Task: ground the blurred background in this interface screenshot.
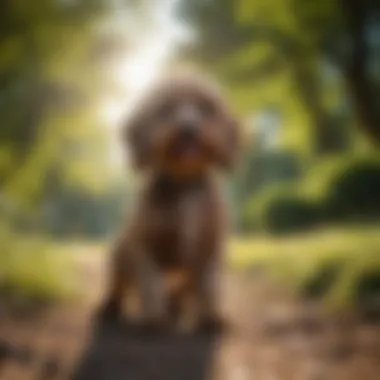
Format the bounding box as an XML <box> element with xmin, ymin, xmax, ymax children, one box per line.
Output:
<box><xmin>0</xmin><ymin>0</ymin><xmax>380</xmax><ymax>379</ymax></box>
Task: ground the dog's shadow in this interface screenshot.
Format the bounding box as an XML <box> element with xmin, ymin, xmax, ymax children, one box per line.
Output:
<box><xmin>72</xmin><ymin>316</ymin><xmax>221</xmax><ymax>380</ymax></box>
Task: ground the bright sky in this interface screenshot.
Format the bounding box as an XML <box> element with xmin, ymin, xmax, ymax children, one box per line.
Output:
<box><xmin>100</xmin><ymin>0</ymin><xmax>192</xmax><ymax>170</ymax></box>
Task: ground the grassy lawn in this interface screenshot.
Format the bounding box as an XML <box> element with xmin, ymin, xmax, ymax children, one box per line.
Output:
<box><xmin>1</xmin><ymin>225</ymin><xmax>380</xmax><ymax>312</ymax></box>
<box><xmin>0</xmin><ymin>227</ymin><xmax>79</xmax><ymax>307</ymax></box>
<box><xmin>228</xmin><ymin>225</ymin><xmax>380</xmax><ymax>310</ymax></box>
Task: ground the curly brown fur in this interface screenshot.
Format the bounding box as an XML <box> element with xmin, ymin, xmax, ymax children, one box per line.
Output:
<box><xmin>97</xmin><ymin>73</ymin><xmax>242</xmax><ymax>333</ymax></box>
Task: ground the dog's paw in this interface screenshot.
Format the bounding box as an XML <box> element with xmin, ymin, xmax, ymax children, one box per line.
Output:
<box><xmin>176</xmin><ymin>310</ymin><xmax>226</xmax><ymax>335</ymax></box>
<box><xmin>132</xmin><ymin>316</ymin><xmax>170</xmax><ymax>335</ymax></box>
<box><xmin>94</xmin><ymin>300</ymin><xmax>122</xmax><ymax>324</ymax></box>
<box><xmin>198</xmin><ymin>314</ymin><xmax>229</xmax><ymax>334</ymax></box>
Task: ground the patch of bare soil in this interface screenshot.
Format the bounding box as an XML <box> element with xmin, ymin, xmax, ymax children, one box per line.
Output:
<box><xmin>0</xmin><ymin>257</ymin><xmax>379</xmax><ymax>380</ymax></box>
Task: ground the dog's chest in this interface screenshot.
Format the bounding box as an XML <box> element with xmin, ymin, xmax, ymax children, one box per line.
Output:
<box><xmin>147</xmin><ymin>203</ymin><xmax>180</xmax><ymax>237</ymax></box>
<box><xmin>147</xmin><ymin>194</ymin><xmax>203</xmax><ymax>239</ymax></box>
<box><xmin>144</xmin><ymin>192</ymin><xmax>212</xmax><ymax>267</ymax></box>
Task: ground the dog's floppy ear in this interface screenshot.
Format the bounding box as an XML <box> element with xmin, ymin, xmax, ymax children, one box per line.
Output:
<box><xmin>122</xmin><ymin>106</ymin><xmax>151</xmax><ymax>170</ymax></box>
<box><xmin>217</xmin><ymin>115</ymin><xmax>244</xmax><ymax>171</ymax></box>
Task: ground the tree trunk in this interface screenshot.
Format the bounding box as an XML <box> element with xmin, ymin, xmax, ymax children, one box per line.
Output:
<box><xmin>341</xmin><ymin>0</ymin><xmax>380</xmax><ymax>144</ymax></box>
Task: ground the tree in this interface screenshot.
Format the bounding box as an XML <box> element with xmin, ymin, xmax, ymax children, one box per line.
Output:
<box><xmin>179</xmin><ymin>0</ymin><xmax>380</xmax><ymax>153</ymax></box>
<box><xmin>179</xmin><ymin>0</ymin><xmax>347</xmax><ymax>155</ymax></box>
<box><xmin>0</xmin><ymin>0</ymin><xmax>145</xmax><ymax>212</ymax></box>
<box><xmin>338</xmin><ymin>0</ymin><xmax>380</xmax><ymax>144</ymax></box>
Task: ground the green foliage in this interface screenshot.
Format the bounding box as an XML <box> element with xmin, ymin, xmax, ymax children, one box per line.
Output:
<box><xmin>300</xmin><ymin>259</ymin><xmax>343</xmax><ymax>300</ymax></box>
<box><xmin>44</xmin><ymin>186</ymin><xmax>128</xmax><ymax>239</ymax></box>
<box><xmin>241</xmin><ymin>183</ymin><xmax>296</xmax><ymax>232</ymax></box>
<box><xmin>180</xmin><ymin>0</ymin><xmax>354</xmax><ymax>155</ymax></box>
<box><xmin>241</xmin><ymin>182</ymin><xmax>320</xmax><ymax>235</ymax></box>
<box><xmin>229</xmin><ymin>226</ymin><xmax>380</xmax><ymax>312</ymax></box>
<box><xmin>355</xmin><ymin>271</ymin><xmax>380</xmax><ymax>318</ymax></box>
<box><xmin>0</xmin><ymin>0</ymin><xmax>150</xmax><ymax>307</ymax></box>
<box><xmin>235</xmin><ymin>149</ymin><xmax>302</xmax><ymax>202</ymax></box>
<box><xmin>241</xmin><ymin>155</ymin><xmax>380</xmax><ymax>236</ymax></box>
<box><xmin>324</xmin><ymin>159</ymin><xmax>380</xmax><ymax>222</ymax></box>
<box><xmin>0</xmin><ymin>224</ymin><xmax>74</xmax><ymax>307</ymax></box>
<box><xmin>0</xmin><ymin>0</ymin><xmax>142</xmax><ymax>213</ymax></box>
<box><xmin>245</xmin><ymin>185</ymin><xmax>320</xmax><ymax>234</ymax></box>
<box><xmin>261</xmin><ymin>194</ymin><xmax>320</xmax><ymax>235</ymax></box>
<box><xmin>299</xmin><ymin>248</ymin><xmax>380</xmax><ymax>314</ymax></box>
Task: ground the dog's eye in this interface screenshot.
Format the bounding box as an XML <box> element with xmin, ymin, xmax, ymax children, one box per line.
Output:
<box><xmin>156</xmin><ymin>102</ymin><xmax>175</xmax><ymax>119</ymax></box>
<box><xmin>199</xmin><ymin>100</ymin><xmax>215</xmax><ymax>118</ymax></box>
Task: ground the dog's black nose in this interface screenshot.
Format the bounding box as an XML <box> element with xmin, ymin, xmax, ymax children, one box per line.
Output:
<box><xmin>179</xmin><ymin>122</ymin><xmax>198</xmax><ymax>139</ymax></box>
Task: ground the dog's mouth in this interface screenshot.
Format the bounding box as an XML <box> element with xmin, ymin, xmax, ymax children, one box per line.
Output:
<box><xmin>169</xmin><ymin>135</ymin><xmax>203</xmax><ymax>161</ymax></box>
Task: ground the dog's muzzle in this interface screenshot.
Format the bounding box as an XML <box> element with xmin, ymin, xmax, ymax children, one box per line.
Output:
<box><xmin>170</xmin><ymin>103</ymin><xmax>204</xmax><ymax>159</ymax></box>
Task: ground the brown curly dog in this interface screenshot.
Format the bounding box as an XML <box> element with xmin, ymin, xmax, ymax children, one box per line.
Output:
<box><xmin>97</xmin><ymin>72</ymin><xmax>242</xmax><ymax>333</ymax></box>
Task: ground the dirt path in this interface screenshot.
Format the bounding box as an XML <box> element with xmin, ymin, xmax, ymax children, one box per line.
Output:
<box><xmin>0</xmin><ymin>253</ymin><xmax>379</xmax><ymax>380</ymax></box>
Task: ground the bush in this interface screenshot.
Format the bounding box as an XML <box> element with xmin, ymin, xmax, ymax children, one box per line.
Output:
<box><xmin>239</xmin><ymin>155</ymin><xmax>380</xmax><ymax>235</ymax></box>
<box><xmin>239</xmin><ymin>184</ymin><xmax>293</xmax><ymax>233</ymax></box>
<box><xmin>300</xmin><ymin>259</ymin><xmax>344</xmax><ymax>300</ymax></box>
<box><xmin>242</xmin><ymin>184</ymin><xmax>320</xmax><ymax>235</ymax></box>
<box><xmin>261</xmin><ymin>195</ymin><xmax>320</xmax><ymax>235</ymax></box>
<box><xmin>324</xmin><ymin>159</ymin><xmax>380</xmax><ymax>222</ymax></box>
<box><xmin>355</xmin><ymin>271</ymin><xmax>380</xmax><ymax>320</ymax></box>
<box><xmin>230</xmin><ymin>226</ymin><xmax>380</xmax><ymax>312</ymax></box>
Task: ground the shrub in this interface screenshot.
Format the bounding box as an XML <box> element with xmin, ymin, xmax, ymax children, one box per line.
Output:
<box><xmin>324</xmin><ymin>159</ymin><xmax>380</xmax><ymax>222</ymax></box>
<box><xmin>261</xmin><ymin>195</ymin><xmax>320</xmax><ymax>235</ymax></box>
<box><xmin>242</xmin><ymin>184</ymin><xmax>320</xmax><ymax>235</ymax></box>
<box><xmin>300</xmin><ymin>259</ymin><xmax>344</xmax><ymax>300</ymax></box>
<box><xmin>239</xmin><ymin>184</ymin><xmax>295</xmax><ymax>234</ymax></box>
<box><xmin>239</xmin><ymin>155</ymin><xmax>380</xmax><ymax>235</ymax></box>
<box><xmin>354</xmin><ymin>270</ymin><xmax>380</xmax><ymax>320</ymax></box>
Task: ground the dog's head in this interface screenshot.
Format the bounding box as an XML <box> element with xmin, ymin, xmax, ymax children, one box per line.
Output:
<box><xmin>123</xmin><ymin>74</ymin><xmax>242</xmax><ymax>179</ymax></box>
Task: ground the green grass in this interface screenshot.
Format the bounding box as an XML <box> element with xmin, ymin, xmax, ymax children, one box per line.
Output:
<box><xmin>0</xmin><ymin>225</ymin><xmax>77</xmax><ymax>307</ymax></box>
<box><xmin>228</xmin><ymin>225</ymin><xmax>380</xmax><ymax>310</ymax></box>
<box><xmin>2</xmin><ymin>222</ymin><xmax>380</xmax><ymax>313</ymax></box>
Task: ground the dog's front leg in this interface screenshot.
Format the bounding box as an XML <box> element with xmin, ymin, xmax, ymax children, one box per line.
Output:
<box><xmin>196</xmin><ymin>254</ymin><xmax>224</xmax><ymax>330</ymax></box>
<box><xmin>135</xmin><ymin>248</ymin><xmax>167</xmax><ymax>329</ymax></box>
<box><xmin>97</xmin><ymin>239</ymin><xmax>130</xmax><ymax>322</ymax></box>
<box><xmin>178</xmin><ymin>194</ymin><xmax>224</xmax><ymax>332</ymax></box>
<box><xmin>178</xmin><ymin>256</ymin><xmax>223</xmax><ymax>333</ymax></box>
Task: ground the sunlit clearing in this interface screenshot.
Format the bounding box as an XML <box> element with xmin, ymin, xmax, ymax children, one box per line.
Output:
<box><xmin>115</xmin><ymin>42</ymin><xmax>168</xmax><ymax>97</ymax></box>
<box><xmin>101</xmin><ymin>0</ymin><xmax>192</xmax><ymax>172</ymax></box>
